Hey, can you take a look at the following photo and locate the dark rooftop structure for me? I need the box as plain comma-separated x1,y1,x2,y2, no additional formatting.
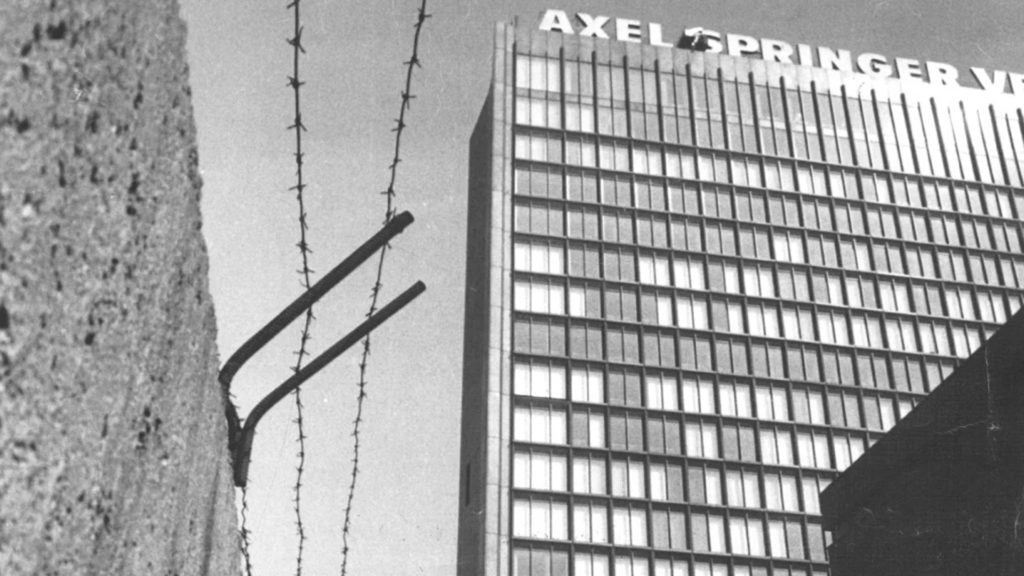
821,308,1024,576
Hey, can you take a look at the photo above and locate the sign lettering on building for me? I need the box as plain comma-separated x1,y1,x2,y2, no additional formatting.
538,9,1024,96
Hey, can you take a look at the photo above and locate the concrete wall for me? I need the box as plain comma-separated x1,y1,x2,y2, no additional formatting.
0,1,239,574
457,21,515,576
457,89,495,576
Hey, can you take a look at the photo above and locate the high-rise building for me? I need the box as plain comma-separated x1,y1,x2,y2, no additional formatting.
458,12,1024,576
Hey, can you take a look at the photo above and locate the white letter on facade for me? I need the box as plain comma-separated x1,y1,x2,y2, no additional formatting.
925,61,960,86
649,22,673,47
539,10,574,34
971,67,1008,92
726,33,760,57
1009,72,1024,95
894,58,924,80
576,13,611,39
761,39,794,64
797,44,815,66
818,47,853,72
856,53,893,78
616,18,642,43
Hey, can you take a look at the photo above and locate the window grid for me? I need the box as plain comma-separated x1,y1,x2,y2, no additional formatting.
504,40,1024,575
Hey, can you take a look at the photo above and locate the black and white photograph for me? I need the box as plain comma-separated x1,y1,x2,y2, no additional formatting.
3,1,1024,575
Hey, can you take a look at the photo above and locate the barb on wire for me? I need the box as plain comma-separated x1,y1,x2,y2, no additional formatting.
286,0,312,575
340,2,430,575
237,2,314,574
240,484,255,575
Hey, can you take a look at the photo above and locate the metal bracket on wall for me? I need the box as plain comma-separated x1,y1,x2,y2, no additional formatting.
219,211,425,487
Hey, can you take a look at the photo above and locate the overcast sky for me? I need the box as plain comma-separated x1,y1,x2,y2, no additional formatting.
178,1,1024,574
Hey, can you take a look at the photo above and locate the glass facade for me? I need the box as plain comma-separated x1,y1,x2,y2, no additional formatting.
499,29,1024,576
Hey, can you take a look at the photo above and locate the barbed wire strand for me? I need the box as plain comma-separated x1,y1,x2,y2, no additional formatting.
286,1,312,575
340,2,430,575
240,483,255,575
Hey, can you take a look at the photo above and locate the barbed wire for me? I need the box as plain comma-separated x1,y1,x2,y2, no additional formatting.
339,1,430,575
285,0,312,575
237,2,311,574
240,485,255,575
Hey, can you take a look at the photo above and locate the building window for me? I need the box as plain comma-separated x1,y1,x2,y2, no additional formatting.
638,253,671,285
676,294,709,330
833,433,866,471
796,430,832,468
640,291,675,326
515,97,562,129
601,209,634,243
642,331,677,368
515,165,563,199
651,509,687,550
514,406,567,445
604,285,639,322
512,548,569,576
514,201,565,236
759,427,794,465
513,318,566,356
514,131,561,163
649,462,684,502
802,475,830,514
614,556,649,576
746,302,780,337
512,498,568,540
609,413,644,452
691,562,729,576
682,376,716,414
792,387,827,425
707,259,740,292
606,368,641,407
515,55,560,92
513,451,567,492
568,283,601,318
572,502,608,543
567,207,600,240
763,471,800,512
684,420,719,458
688,465,722,505
514,362,566,399
647,416,682,454
571,410,605,448
612,507,648,546
721,422,758,462
610,459,646,498
606,326,640,364
568,243,601,278
729,516,766,556
645,374,679,410
690,512,726,553
603,248,636,282
725,468,761,508
570,367,604,403
573,553,609,576
678,334,713,371
572,455,607,495
514,241,564,274
653,559,690,576
755,385,790,422
768,519,805,559
673,257,706,290
718,381,752,417
569,323,603,360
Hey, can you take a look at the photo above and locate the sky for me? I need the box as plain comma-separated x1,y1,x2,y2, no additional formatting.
177,1,1024,575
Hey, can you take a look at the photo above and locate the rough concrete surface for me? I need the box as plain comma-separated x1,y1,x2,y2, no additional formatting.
0,1,239,574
